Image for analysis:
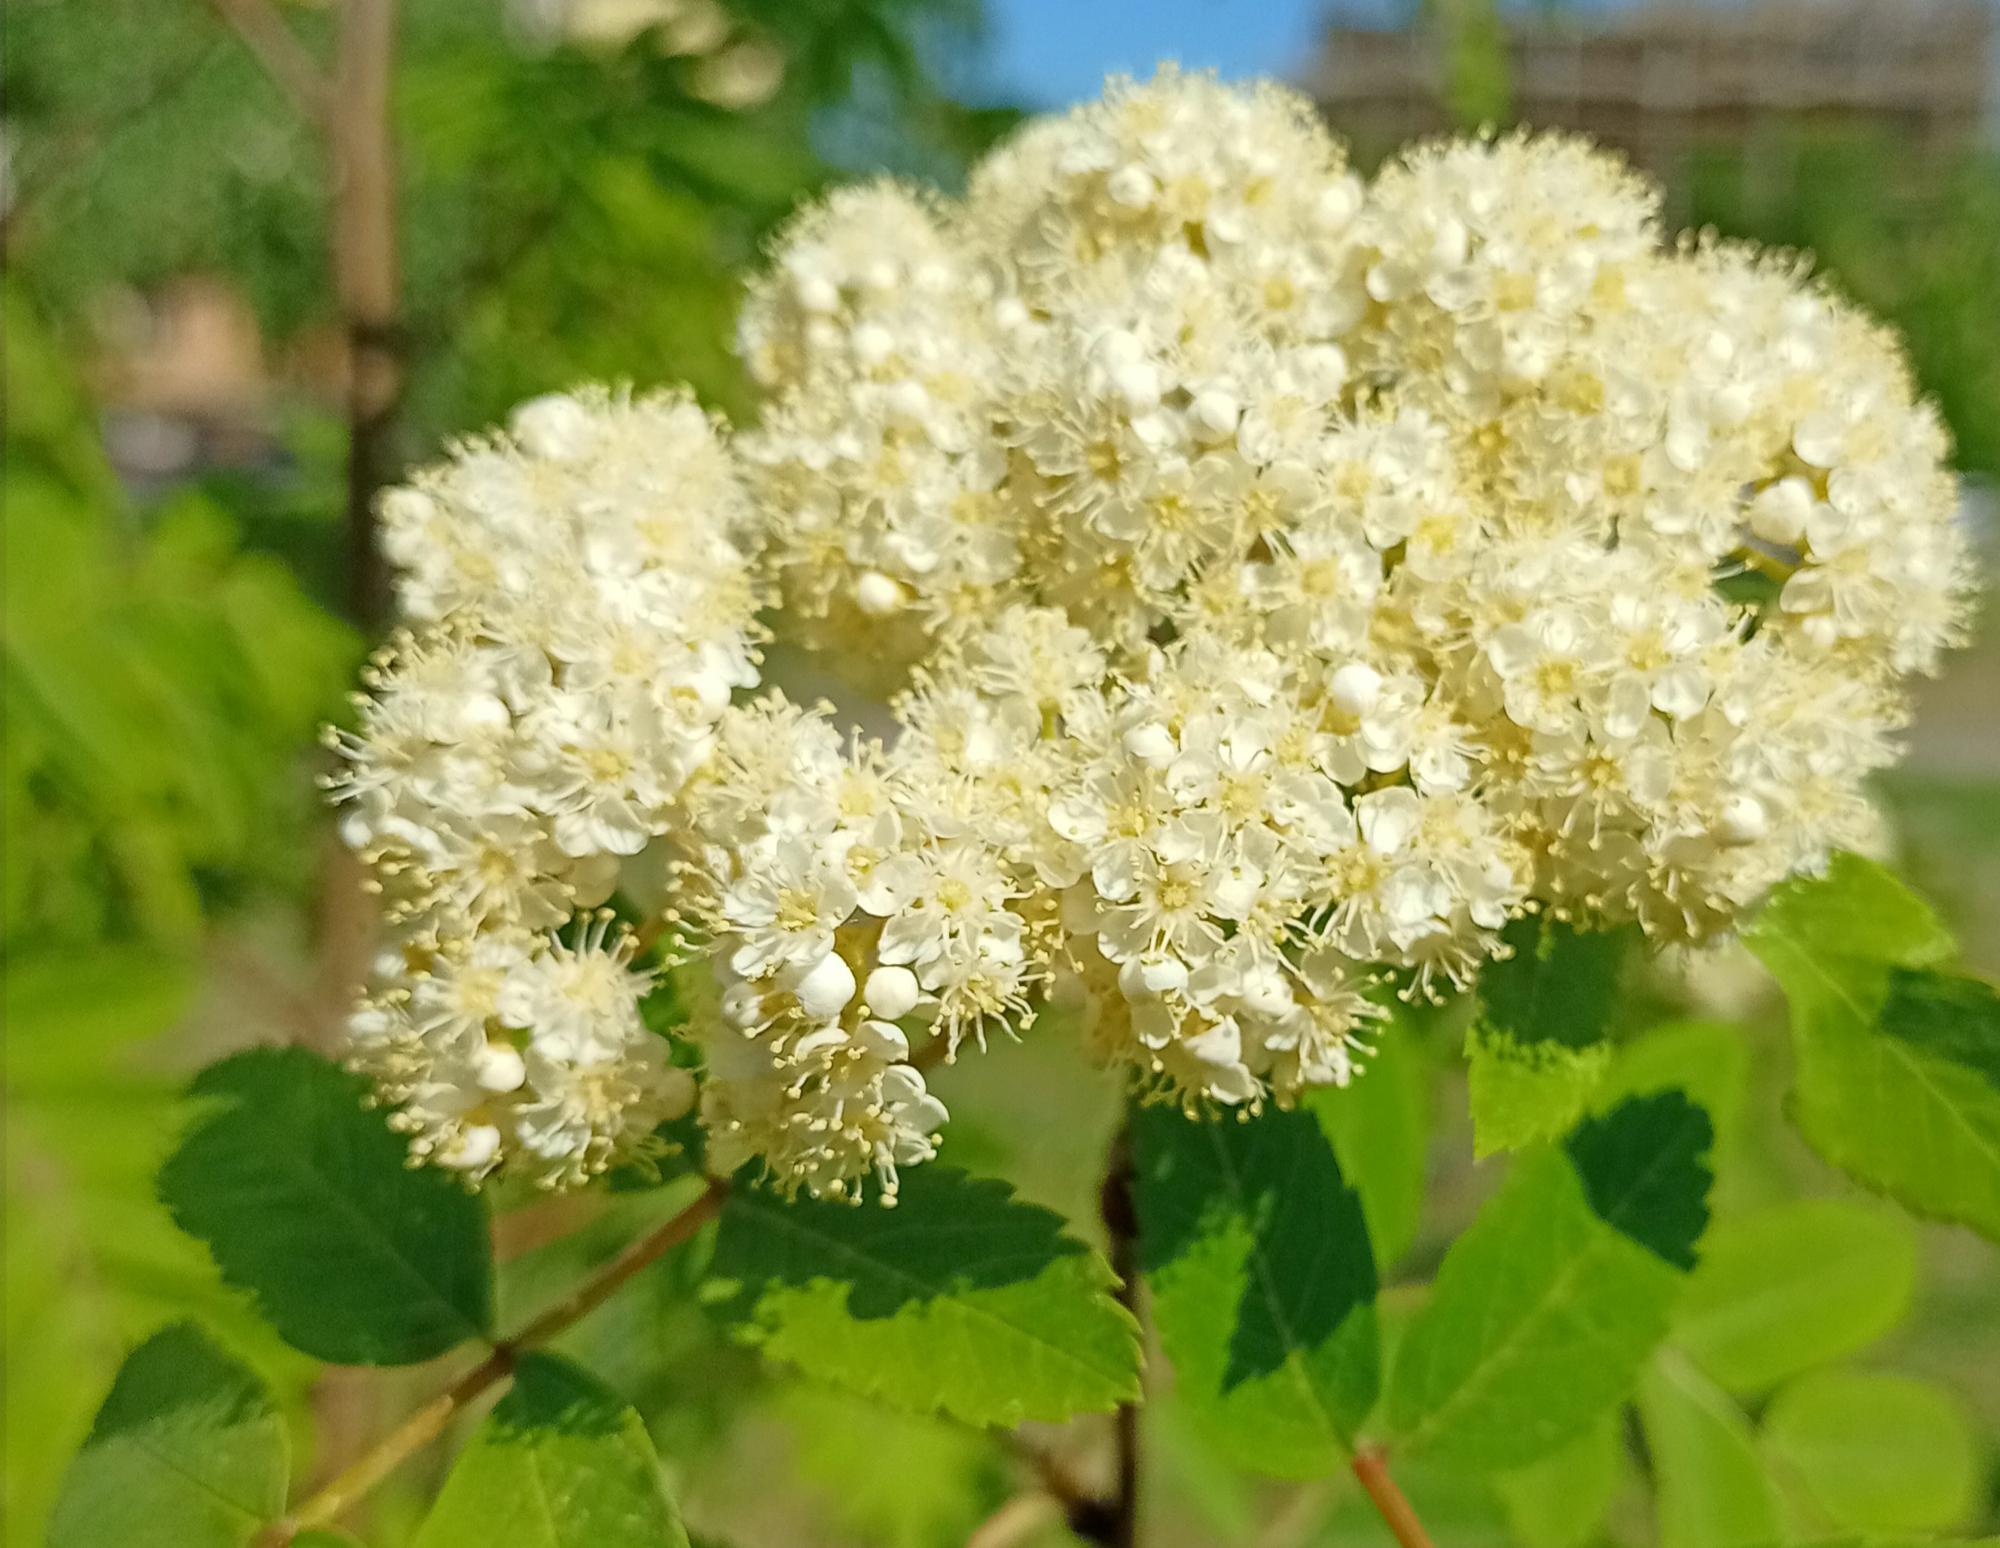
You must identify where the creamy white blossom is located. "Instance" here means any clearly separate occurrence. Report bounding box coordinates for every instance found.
[336,69,1972,1200]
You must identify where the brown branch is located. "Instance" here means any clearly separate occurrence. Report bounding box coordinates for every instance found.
[259,1178,729,1545]
[1066,1123,1142,1548]
[1350,1447,1436,1548]
[204,0,330,122]
[329,0,403,629]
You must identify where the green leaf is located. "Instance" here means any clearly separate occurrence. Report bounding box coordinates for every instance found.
[1491,1413,1623,1548]
[764,1385,1000,1548]
[1466,916,1630,1155]
[48,1322,288,1548]
[1131,1103,1380,1477]
[1309,1025,1431,1270]
[1382,1093,1712,1470]
[1674,1199,1916,1393]
[1639,1353,1782,1548]
[1563,1091,1714,1270]
[709,1165,1140,1427]
[1746,854,2000,1240]
[1598,1020,1751,1150]
[159,1047,494,1364]
[1762,1369,1981,1537]
[414,1353,688,1548]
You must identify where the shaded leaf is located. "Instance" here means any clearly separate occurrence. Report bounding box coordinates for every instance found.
[1675,1200,1916,1393]
[1132,1103,1379,1476]
[1564,1091,1714,1271]
[48,1322,287,1548]
[415,1353,688,1548]
[159,1047,493,1363]
[709,1166,1139,1427]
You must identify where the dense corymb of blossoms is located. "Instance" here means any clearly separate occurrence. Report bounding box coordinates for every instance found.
[335,68,1973,1200]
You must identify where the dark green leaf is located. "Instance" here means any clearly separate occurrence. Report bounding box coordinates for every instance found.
[1382,1095,1712,1469]
[414,1353,688,1548]
[709,1166,1140,1427]
[1564,1091,1714,1270]
[1746,855,2000,1240]
[159,1047,493,1363]
[48,1322,287,1548]
[1132,1103,1379,1476]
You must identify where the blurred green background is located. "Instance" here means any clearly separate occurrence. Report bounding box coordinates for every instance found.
[4,1,1996,1544]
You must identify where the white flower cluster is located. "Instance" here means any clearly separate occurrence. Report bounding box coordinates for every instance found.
[331,387,760,1186]
[338,70,1972,1200]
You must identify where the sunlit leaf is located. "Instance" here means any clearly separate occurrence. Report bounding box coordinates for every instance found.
[48,1322,287,1548]
[1382,1093,1712,1469]
[1675,1199,1916,1393]
[415,1354,688,1548]
[1133,1103,1379,1476]
[709,1166,1140,1427]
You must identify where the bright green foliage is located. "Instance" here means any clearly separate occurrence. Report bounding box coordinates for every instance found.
[159,1047,494,1363]
[5,952,314,1544]
[1491,1414,1624,1548]
[1131,1103,1380,1477]
[1675,1199,1916,1393]
[47,1322,287,1548]
[1639,1354,1782,1548]
[1747,854,2000,1241]
[1466,916,1630,1156]
[708,1165,1140,1427]
[1762,1369,1982,1537]
[1,287,355,952]
[1310,1025,1432,1269]
[1598,1021,1752,1168]
[765,1385,1005,1548]
[415,1354,689,1548]
[1383,1093,1712,1469]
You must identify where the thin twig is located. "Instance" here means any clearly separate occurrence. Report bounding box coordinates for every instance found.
[204,0,330,121]
[964,1492,1061,1548]
[1072,1123,1141,1548]
[259,1178,729,1545]
[1350,1447,1436,1548]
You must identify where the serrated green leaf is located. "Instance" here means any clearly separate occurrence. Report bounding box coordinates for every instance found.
[159,1047,494,1363]
[1383,1093,1712,1470]
[1746,855,2000,1240]
[1640,1353,1782,1548]
[1467,1028,1613,1159]
[1131,1103,1379,1477]
[709,1166,1140,1427]
[1598,1021,1751,1163]
[1762,1369,1981,1537]
[1674,1200,1916,1393]
[1466,916,1630,1155]
[1491,1412,1623,1548]
[414,1353,688,1548]
[1310,1025,1431,1270]
[48,1322,288,1548]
